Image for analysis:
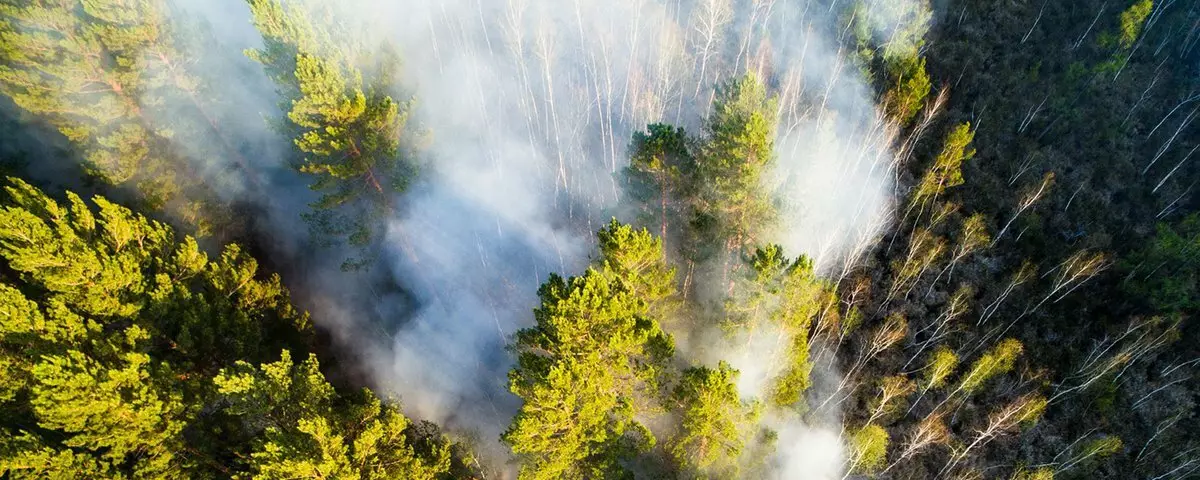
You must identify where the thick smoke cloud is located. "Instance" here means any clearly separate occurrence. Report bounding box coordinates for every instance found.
[160,0,911,477]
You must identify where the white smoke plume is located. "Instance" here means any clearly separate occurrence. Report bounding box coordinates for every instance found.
[155,0,915,477]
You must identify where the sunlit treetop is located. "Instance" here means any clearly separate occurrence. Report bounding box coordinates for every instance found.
[246,0,422,268]
[0,0,224,230]
[697,73,780,250]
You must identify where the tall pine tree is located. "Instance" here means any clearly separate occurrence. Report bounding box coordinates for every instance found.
[0,0,234,232]
[245,0,419,269]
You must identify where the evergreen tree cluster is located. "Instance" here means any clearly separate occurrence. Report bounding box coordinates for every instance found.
[0,0,1195,479]
[0,178,454,478]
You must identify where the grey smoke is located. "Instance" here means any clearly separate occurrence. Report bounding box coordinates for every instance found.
[153,0,918,477]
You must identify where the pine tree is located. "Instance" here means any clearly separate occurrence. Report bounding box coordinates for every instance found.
[29,346,187,477]
[246,0,419,269]
[696,73,779,254]
[0,178,326,477]
[0,0,225,231]
[504,221,676,479]
[215,351,452,480]
[727,245,830,409]
[884,54,932,125]
[504,269,673,479]
[669,361,760,477]
[624,123,696,252]
[596,218,679,317]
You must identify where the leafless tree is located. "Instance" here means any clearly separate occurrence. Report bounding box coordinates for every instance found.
[978,260,1037,326]
[689,0,732,98]
[940,394,1048,477]
[905,285,973,369]
[994,172,1055,246]
[881,413,951,474]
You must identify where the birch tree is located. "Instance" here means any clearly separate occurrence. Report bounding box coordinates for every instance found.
[993,172,1055,246]
[942,394,1047,475]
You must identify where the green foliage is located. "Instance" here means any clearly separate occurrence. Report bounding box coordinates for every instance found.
[0,177,309,370]
[216,351,451,480]
[1123,214,1200,312]
[728,245,830,408]
[27,346,186,477]
[958,339,1024,396]
[848,0,932,124]
[246,0,419,267]
[0,179,452,478]
[956,214,991,258]
[1119,0,1153,49]
[624,123,696,249]
[922,345,959,391]
[1005,395,1049,432]
[503,220,690,478]
[850,0,932,60]
[868,375,916,423]
[887,228,947,300]
[0,0,226,231]
[1,431,112,479]
[622,76,786,264]
[597,218,678,316]
[770,331,814,409]
[504,221,677,478]
[913,123,977,208]
[696,73,779,251]
[504,353,643,480]
[0,178,274,475]
[1067,436,1123,471]
[884,54,932,125]
[669,361,759,476]
[848,423,889,475]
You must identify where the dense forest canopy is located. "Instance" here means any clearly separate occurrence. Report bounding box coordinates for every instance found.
[0,0,1197,479]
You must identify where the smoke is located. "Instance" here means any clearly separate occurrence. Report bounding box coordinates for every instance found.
[774,424,846,479]
[853,0,932,53]
[761,2,899,278]
[126,0,910,476]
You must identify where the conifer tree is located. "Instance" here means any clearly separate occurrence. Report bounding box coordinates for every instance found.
[0,178,456,478]
[215,351,452,479]
[597,218,679,317]
[884,54,932,125]
[625,123,696,252]
[246,0,418,269]
[504,220,677,478]
[504,271,672,478]
[696,73,779,254]
[669,361,760,477]
[0,0,227,231]
[729,245,830,408]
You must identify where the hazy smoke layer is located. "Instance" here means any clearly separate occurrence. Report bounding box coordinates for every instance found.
[370,2,901,477]
[166,0,903,477]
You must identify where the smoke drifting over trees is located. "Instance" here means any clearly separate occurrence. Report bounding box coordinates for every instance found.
[0,0,1198,479]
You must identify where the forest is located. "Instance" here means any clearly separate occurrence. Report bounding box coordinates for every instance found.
[0,0,1196,479]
